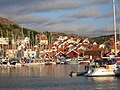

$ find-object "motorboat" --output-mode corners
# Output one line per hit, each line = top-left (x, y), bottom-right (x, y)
(44, 59), (56, 65)
(0, 57), (10, 67)
(69, 71), (88, 77)
(1, 57), (9, 64)
(9, 58), (17, 65)
(85, 59), (120, 77)
(57, 56), (70, 64)
(67, 58), (90, 65)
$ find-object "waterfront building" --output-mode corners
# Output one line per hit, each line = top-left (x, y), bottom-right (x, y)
(36, 34), (48, 45)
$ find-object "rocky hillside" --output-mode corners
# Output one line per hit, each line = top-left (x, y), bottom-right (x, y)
(0, 16), (21, 35)
(0, 16), (36, 37)
(0, 16), (14, 26)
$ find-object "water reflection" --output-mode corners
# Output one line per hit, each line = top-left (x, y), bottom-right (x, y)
(92, 77), (115, 82)
(0, 65), (85, 77)
(88, 77), (118, 90)
(0, 65), (120, 90)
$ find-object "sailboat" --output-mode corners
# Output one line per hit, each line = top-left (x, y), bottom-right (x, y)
(85, 0), (120, 77)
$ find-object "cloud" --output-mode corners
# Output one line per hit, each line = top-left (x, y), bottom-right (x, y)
(29, 23), (99, 37)
(0, 0), (82, 16)
(10, 15), (51, 25)
(89, 0), (110, 5)
(96, 11), (120, 20)
(64, 6), (100, 19)
(0, 0), (119, 37)
(44, 18), (76, 26)
(0, 0), (112, 19)
(0, 0), (111, 16)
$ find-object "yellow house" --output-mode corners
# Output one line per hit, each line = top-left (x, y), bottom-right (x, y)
(6, 49), (17, 58)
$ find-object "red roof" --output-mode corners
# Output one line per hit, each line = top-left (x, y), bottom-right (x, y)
(36, 34), (48, 40)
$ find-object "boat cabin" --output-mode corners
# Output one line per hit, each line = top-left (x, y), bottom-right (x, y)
(92, 58), (117, 68)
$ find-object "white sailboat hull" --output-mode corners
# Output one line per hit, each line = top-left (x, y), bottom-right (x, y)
(86, 67), (116, 77)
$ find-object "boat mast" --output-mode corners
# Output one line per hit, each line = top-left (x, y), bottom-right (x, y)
(113, 0), (117, 56)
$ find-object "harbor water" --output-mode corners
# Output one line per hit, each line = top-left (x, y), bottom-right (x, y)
(0, 65), (120, 90)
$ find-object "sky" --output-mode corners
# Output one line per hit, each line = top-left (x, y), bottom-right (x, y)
(0, 0), (120, 37)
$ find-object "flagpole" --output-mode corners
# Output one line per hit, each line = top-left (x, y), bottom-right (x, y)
(113, 0), (117, 56)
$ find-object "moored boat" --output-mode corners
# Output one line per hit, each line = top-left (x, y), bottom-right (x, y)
(85, 59), (120, 77)
(69, 71), (88, 77)
(45, 61), (56, 65)
(79, 60), (90, 65)
(44, 59), (56, 65)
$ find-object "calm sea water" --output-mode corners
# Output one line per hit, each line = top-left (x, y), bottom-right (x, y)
(0, 65), (120, 90)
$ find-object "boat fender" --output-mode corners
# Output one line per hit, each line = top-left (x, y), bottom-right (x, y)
(106, 65), (110, 69)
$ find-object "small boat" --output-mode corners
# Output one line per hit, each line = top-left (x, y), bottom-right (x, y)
(60, 61), (68, 64)
(79, 60), (90, 65)
(44, 60), (56, 65)
(67, 58), (90, 65)
(67, 60), (79, 64)
(69, 71), (88, 77)
(68, 58), (90, 65)
(0, 57), (10, 67)
(0, 57), (17, 67)
(9, 58), (17, 65)
(1, 58), (9, 65)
